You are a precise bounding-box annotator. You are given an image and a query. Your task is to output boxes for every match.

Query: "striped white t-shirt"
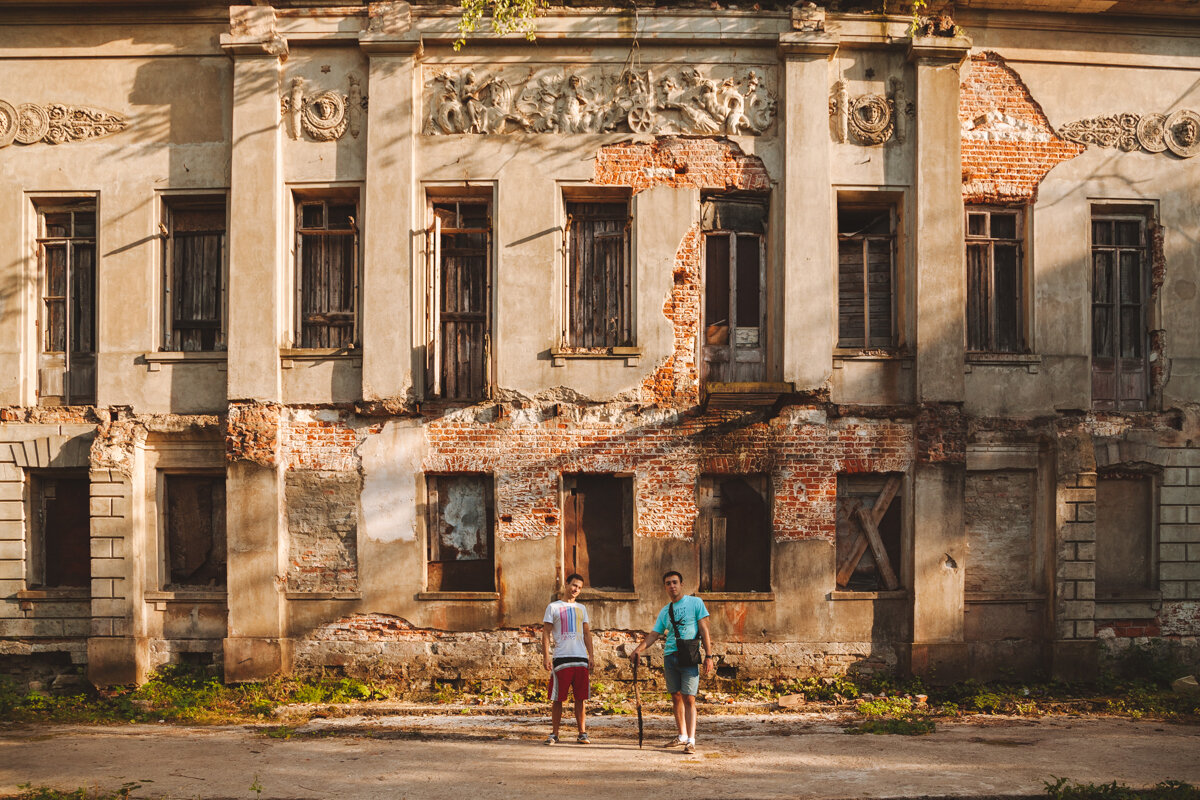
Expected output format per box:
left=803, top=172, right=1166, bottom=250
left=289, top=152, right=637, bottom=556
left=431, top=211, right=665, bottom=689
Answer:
left=543, top=600, right=589, bottom=668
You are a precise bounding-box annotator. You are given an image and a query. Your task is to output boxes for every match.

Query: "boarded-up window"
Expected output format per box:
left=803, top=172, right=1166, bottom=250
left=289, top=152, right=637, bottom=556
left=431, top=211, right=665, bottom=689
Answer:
left=426, top=474, right=494, bottom=592
left=1092, top=213, right=1149, bottom=411
left=565, top=200, right=632, bottom=348
left=838, top=205, right=895, bottom=349
left=31, top=473, right=90, bottom=588
left=164, top=474, right=226, bottom=588
left=966, top=207, right=1024, bottom=353
left=563, top=474, right=633, bottom=591
left=964, top=470, right=1035, bottom=594
left=37, top=203, right=96, bottom=405
left=702, top=197, right=767, bottom=383
left=697, top=475, right=771, bottom=593
left=163, top=200, right=226, bottom=352
left=426, top=199, right=491, bottom=399
left=1096, top=474, right=1155, bottom=598
left=835, top=474, right=903, bottom=591
left=297, top=197, right=358, bottom=348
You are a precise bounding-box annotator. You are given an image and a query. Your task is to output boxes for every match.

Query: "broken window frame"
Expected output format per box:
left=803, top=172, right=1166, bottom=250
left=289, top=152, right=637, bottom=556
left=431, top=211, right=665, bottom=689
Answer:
left=965, top=206, right=1026, bottom=354
left=697, top=474, right=772, bottom=594
left=161, top=195, right=228, bottom=353
left=701, top=195, right=769, bottom=384
left=35, top=200, right=97, bottom=405
left=561, top=473, right=635, bottom=592
left=424, top=473, right=496, bottom=593
left=837, top=203, right=898, bottom=350
left=835, top=473, right=905, bottom=593
left=562, top=194, right=634, bottom=350
left=1090, top=209, right=1152, bottom=412
left=294, top=193, right=360, bottom=350
left=424, top=194, right=493, bottom=401
left=159, top=471, right=227, bottom=590
left=27, top=470, right=91, bottom=591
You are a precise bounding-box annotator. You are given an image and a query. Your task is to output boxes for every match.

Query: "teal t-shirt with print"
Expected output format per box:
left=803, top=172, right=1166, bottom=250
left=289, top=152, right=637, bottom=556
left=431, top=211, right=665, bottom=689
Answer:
left=652, top=595, right=710, bottom=655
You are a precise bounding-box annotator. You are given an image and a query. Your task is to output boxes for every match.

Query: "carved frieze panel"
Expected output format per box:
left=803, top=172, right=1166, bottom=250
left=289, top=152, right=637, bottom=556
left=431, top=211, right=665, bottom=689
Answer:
left=1060, top=109, right=1200, bottom=158
left=422, top=65, right=776, bottom=136
left=282, top=76, right=366, bottom=142
left=0, top=99, right=128, bottom=147
left=830, top=78, right=909, bottom=146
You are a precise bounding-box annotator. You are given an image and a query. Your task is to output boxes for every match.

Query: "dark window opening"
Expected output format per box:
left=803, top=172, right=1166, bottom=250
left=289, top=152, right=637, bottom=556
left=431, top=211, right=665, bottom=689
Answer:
left=164, top=474, right=227, bottom=588
left=965, top=206, right=1024, bottom=353
left=1095, top=474, right=1155, bottom=599
left=1092, top=213, right=1150, bottom=411
left=426, top=474, right=494, bottom=592
left=697, top=475, right=771, bottom=593
left=297, top=197, right=359, bottom=349
left=838, top=204, right=896, bottom=349
left=836, top=474, right=903, bottom=591
left=565, top=200, right=632, bottom=348
left=563, top=474, right=633, bottom=591
left=31, top=473, right=90, bottom=589
left=427, top=199, right=491, bottom=400
left=37, top=203, right=96, bottom=405
left=164, top=199, right=226, bottom=352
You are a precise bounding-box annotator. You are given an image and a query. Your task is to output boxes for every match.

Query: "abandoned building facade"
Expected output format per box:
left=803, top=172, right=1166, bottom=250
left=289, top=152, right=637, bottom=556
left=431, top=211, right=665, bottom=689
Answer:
left=2, top=0, right=1199, bottom=688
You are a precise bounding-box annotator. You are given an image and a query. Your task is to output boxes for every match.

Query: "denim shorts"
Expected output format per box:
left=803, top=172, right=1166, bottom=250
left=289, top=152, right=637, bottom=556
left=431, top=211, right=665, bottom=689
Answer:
left=663, top=651, right=700, bottom=696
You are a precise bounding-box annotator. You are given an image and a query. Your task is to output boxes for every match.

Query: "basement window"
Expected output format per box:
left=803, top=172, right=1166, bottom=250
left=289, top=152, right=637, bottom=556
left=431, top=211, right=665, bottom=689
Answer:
left=697, top=474, right=771, bottom=593
left=835, top=473, right=903, bottom=592
left=563, top=474, right=633, bottom=591
left=966, top=206, right=1025, bottom=353
left=295, top=194, right=359, bottom=349
left=163, top=474, right=227, bottom=588
left=425, top=474, right=495, bottom=592
left=1095, top=473, right=1155, bottom=599
left=29, top=472, right=90, bottom=589
left=563, top=197, right=633, bottom=349
left=162, top=197, right=226, bottom=352
left=838, top=204, right=896, bottom=349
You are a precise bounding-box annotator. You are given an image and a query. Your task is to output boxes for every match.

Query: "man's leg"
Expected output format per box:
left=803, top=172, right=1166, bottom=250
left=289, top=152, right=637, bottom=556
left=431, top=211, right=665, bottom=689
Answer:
left=574, top=696, right=586, bottom=733
left=671, top=691, right=687, bottom=738
left=683, top=693, right=697, bottom=740
left=551, top=700, right=563, bottom=736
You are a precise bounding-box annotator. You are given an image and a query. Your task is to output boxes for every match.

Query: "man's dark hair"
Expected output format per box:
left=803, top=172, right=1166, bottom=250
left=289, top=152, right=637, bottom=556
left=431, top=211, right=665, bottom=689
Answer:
left=565, top=573, right=585, bottom=586
left=662, top=570, right=683, bottom=583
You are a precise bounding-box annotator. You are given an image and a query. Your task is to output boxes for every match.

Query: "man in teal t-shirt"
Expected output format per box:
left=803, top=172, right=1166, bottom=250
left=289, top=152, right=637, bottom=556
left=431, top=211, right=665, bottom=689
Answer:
left=629, top=570, right=714, bottom=754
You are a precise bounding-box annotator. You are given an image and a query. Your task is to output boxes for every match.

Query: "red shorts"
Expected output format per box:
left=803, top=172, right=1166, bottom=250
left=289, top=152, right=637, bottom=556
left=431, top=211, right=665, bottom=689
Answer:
left=549, top=666, right=590, bottom=702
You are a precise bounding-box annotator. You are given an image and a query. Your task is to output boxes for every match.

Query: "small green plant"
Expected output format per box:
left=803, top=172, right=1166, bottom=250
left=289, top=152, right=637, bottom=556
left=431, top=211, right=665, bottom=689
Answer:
left=857, top=695, right=916, bottom=717
left=1045, top=778, right=1199, bottom=800
left=249, top=775, right=264, bottom=798
left=454, top=0, right=549, bottom=51
left=846, top=717, right=935, bottom=736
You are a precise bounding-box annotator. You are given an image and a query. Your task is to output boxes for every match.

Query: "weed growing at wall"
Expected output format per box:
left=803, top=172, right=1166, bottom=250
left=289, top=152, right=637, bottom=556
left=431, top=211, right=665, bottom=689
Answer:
left=1044, top=779, right=1199, bottom=800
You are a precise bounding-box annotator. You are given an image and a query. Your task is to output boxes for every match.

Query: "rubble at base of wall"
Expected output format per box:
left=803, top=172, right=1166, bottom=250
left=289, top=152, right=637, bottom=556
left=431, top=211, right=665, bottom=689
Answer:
left=1097, top=631, right=1200, bottom=674
left=293, top=615, right=897, bottom=683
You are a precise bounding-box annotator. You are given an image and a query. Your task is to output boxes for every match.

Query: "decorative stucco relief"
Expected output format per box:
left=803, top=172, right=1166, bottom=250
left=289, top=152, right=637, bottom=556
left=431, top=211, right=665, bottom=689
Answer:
left=1060, top=109, right=1200, bottom=158
left=422, top=66, right=776, bottom=136
left=282, top=76, right=366, bottom=142
left=830, top=78, right=909, bottom=146
left=0, top=99, right=128, bottom=147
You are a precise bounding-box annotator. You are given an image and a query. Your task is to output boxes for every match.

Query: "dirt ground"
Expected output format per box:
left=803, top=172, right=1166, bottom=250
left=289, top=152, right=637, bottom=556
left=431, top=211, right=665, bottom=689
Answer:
left=2, top=712, right=1199, bottom=800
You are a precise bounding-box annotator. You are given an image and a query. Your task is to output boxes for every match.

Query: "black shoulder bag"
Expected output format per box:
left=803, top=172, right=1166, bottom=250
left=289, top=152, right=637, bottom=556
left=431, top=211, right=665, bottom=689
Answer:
left=667, top=599, right=703, bottom=667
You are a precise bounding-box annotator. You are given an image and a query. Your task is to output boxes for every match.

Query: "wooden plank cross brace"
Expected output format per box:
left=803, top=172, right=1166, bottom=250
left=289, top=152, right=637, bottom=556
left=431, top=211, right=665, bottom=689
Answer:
left=835, top=476, right=901, bottom=591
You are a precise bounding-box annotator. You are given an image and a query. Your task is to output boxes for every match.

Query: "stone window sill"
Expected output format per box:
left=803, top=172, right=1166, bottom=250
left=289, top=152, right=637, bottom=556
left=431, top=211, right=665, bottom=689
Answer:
left=145, top=589, right=227, bottom=611
left=281, top=348, right=363, bottom=368
left=1095, top=594, right=1162, bottom=620
left=965, top=353, right=1041, bottom=374
left=142, top=352, right=228, bottom=372
left=828, top=590, right=908, bottom=601
left=579, top=590, right=639, bottom=601
left=17, top=588, right=89, bottom=601
left=832, top=350, right=913, bottom=366
left=697, top=592, right=775, bottom=602
left=417, top=591, right=499, bottom=601
left=965, top=592, right=1046, bottom=604
left=551, top=346, right=641, bottom=367
left=284, top=591, right=363, bottom=601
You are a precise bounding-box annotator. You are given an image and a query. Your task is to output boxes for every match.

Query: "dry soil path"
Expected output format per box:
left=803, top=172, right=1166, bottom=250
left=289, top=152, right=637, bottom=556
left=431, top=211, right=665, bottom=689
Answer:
left=2, top=713, right=1199, bottom=799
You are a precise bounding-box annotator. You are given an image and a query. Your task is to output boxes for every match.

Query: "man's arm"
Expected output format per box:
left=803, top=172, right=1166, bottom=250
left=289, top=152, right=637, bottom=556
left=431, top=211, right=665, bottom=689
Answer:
left=698, top=616, right=715, bottom=677
left=628, top=630, right=660, bottom=664
left=542, top=622, right=553, bottom=671
left=583, top=622, right=594, bottom=664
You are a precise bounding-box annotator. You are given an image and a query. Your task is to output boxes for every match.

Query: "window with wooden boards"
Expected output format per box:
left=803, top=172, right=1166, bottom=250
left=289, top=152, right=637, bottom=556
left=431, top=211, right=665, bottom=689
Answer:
left=36, top=202, right=96, bottom=405
left=29, top=472, right=91, bottom=589
left=162, top=199, right=226, bottom=352
left=965, top=207, right=1025, bottom=353
left=697, top=475, right=771, bottom=593
left=562, top=474, right=633, bottom=591
left=563, top=200, right=632, bottom=349
left=1091, top=212, right=1151, bottom=411
left=296, top=197, right=358, bottom=348
left=835, top=474, right=903, bottom=592
left=837, top=205, right=896, bottom=349
left=163, top=474, right=227, bottom=588
left=425, top=199, right=491, bottom=400
left=425, top=474, right=495, bottom=592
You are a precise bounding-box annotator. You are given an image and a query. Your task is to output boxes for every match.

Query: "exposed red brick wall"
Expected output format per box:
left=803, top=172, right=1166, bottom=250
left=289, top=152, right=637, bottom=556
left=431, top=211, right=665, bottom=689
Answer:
left=641, top=223, right=701, bottom=407
left=917, top=402, right=967, bottom=465
left=1097, top=619, right=1162, bottom=638
left=593, top=136, right=770, bottom=193
left=280, top=410, right=380, bottom=471
left=422, top=406, right=912, bottom=543
left=960, top=52, right=1084, bottom=204
left=226, top=401, right=280, bottom=467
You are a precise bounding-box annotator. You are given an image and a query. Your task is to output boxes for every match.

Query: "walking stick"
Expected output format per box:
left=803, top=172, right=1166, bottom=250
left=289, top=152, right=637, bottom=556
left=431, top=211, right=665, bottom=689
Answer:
left=633, top=657, right=644, bottom=748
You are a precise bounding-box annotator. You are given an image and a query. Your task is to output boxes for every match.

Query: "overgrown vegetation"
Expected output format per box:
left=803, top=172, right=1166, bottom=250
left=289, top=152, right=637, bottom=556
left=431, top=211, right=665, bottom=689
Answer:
left=1044, top=778, right=1200, bottom=800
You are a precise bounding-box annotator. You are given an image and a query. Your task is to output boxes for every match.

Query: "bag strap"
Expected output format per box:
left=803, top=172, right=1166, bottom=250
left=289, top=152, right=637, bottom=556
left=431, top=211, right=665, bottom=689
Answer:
left=667, top=598, right=686, bottom=640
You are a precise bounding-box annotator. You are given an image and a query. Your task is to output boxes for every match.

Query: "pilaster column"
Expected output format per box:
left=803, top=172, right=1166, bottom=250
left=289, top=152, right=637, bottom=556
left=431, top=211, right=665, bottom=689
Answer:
left=907, top=36, right=972, bottom=682
left=359, top=7, right=421, bottom=401
left=779, top=31, right=838, bottom=389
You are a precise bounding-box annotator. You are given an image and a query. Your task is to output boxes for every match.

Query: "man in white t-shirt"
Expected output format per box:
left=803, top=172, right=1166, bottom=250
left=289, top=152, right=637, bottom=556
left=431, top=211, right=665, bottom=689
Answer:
left=542, top=573, right=593, bottom=745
